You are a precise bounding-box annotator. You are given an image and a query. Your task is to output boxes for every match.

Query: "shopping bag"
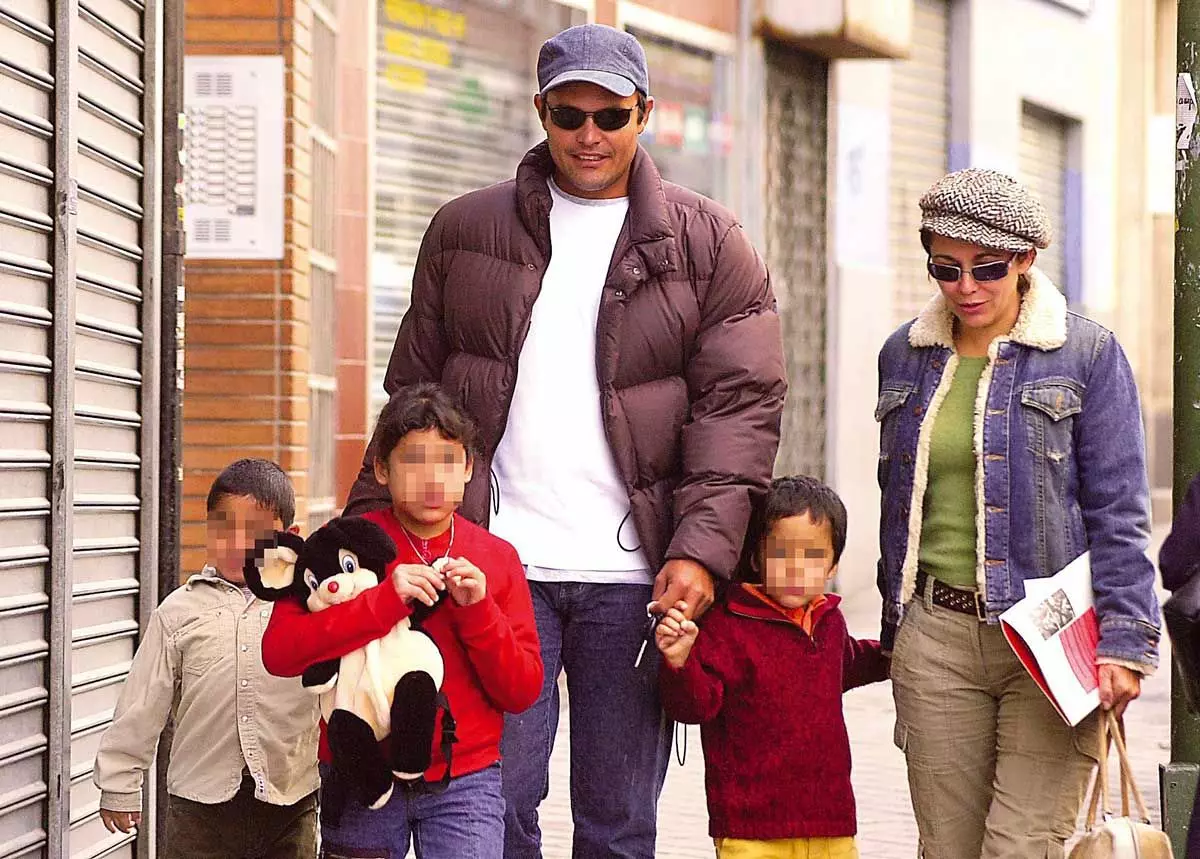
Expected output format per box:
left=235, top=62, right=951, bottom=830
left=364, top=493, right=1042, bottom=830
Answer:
left=1068, top=709, right=1173, bottom=858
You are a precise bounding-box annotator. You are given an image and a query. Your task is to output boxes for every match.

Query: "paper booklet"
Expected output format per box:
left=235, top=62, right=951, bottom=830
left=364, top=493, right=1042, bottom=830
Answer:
left=999, top=552, right=1100, bottom=726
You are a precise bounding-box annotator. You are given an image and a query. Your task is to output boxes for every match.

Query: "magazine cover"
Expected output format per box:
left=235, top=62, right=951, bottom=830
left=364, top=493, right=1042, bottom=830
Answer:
left=998, top=553, right=1100, bottom=726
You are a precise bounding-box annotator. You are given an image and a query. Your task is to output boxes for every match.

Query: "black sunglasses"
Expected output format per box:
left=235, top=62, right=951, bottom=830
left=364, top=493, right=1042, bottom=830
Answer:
left=926, top=254, right=1016, bottom=284
left=547, top=105, right=635, bottom=132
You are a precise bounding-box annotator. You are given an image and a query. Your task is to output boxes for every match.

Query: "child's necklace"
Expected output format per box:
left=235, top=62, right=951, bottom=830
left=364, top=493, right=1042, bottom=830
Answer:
left=399, top=516, right=455, bottom=571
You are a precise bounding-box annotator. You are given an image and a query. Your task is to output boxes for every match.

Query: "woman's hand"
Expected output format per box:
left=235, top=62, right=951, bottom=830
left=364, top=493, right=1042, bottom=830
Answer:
left=1098, top=663, right=1142, bottom=718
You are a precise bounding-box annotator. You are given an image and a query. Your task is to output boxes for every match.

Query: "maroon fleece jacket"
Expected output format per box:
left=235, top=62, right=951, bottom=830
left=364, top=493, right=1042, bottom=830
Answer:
left=658, top=585, right=888, bottom=840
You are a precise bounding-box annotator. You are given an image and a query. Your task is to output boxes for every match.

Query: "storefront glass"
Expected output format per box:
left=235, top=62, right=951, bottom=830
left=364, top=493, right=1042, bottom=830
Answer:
left=629, top=26, right=734, bottom=205
left=372, top=0, right=587, bottom=410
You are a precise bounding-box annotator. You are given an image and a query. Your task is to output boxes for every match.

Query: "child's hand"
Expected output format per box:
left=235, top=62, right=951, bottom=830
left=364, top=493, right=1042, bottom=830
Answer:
left=100, top=809, right=141, bottom=834
left=392, top=563, right=446, bottom=607
left=655, top=600, right=698, bottom=670
left=442, top=557, right=487, bottom=607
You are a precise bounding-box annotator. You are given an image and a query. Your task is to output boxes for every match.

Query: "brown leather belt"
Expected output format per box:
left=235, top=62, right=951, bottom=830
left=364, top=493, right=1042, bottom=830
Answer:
left=916, top=569, right=987, bottom=621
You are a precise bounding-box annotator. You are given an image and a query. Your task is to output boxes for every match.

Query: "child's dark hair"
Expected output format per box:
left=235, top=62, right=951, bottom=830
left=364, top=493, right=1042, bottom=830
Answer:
left=374, top=383, right=478, bottom=463
left=206, top=458, right=296, bottom=527
left=738, top=475, right=848, bottom=580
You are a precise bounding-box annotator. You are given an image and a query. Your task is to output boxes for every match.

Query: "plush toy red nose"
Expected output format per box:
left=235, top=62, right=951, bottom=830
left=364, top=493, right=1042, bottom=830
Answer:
left=327, top=581, right=339, bottom=594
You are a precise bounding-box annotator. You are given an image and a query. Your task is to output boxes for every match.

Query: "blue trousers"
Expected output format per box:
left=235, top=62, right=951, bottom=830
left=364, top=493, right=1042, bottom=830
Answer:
left=500, top=581, right=674, bottom=859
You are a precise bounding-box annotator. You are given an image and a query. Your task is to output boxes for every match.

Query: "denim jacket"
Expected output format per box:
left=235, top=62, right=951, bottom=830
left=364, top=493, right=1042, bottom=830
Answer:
left=875, top=270, right=1160, bottom=671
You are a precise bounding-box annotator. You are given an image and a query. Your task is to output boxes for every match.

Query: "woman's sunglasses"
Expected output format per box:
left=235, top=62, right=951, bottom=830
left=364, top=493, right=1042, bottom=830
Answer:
left=547, top=105, right=635, bottom=132
left=926, top=254, right=1016, bottom=284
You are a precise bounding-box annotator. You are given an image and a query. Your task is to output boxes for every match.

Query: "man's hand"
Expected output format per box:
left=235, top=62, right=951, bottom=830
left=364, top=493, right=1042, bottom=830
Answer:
left=100, top=809, right=141, bottom=835
left=655, top=600, right=699, bottom=670
left=443, top=557, right=486, bottom=607
left=1099, top=663, right=1142, bottom=718
left=392, top=563, right=446, bottom=607
left=649, top=558, right=715, bottom=620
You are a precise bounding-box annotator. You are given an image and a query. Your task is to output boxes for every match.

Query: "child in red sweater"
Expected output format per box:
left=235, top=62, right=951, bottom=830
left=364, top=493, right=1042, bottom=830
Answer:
left=261, top=383, right=542, bottom=859
left=656, top=475, right=888, bottom=859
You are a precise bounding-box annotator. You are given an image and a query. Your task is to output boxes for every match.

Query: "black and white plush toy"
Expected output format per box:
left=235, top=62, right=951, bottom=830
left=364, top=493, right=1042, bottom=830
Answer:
left=244, top=516, right=456, bottom=817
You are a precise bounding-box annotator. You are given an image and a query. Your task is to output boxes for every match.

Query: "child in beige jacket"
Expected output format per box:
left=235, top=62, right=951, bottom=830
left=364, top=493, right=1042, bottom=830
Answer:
left=93, top=459, right=320, bottom=859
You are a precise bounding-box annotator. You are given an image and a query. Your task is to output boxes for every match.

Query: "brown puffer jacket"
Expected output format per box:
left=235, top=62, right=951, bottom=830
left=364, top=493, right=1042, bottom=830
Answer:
left=345, top=141, right=786, bottom=579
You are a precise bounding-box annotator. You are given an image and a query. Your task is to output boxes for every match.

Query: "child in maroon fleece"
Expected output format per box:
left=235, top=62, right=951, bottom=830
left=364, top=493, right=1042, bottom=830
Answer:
left=656, top=475, right=888, bottom=859
left=262, top=383, right=542, bottom=859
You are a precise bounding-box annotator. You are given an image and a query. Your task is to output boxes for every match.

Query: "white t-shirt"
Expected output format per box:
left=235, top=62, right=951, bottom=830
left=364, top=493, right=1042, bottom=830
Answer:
left=488, top=179, right=652, bottom=583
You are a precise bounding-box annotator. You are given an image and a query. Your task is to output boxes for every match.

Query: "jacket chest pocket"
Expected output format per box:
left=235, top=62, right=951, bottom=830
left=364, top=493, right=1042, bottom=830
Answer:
left=875, top=385, right=914, bottom=467
left=176, top=608, right=236, bottom=677
left=1020, top=381, right=1082, bottom=464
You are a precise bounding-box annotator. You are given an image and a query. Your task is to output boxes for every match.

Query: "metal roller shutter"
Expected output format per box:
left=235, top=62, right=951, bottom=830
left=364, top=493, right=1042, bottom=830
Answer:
left=889, top=0, right=949, bottom=324
left=1019, top=103, right=1069, bottom=291
left=764, top=44, right=828, bottom=480
left=0, top=0, right=162, bottom=856
left=371, top=0, right=584, bottom=414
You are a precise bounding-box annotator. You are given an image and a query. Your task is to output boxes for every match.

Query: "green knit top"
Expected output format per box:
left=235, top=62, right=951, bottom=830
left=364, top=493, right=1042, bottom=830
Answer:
left=919, top=357, right=988, bottom=591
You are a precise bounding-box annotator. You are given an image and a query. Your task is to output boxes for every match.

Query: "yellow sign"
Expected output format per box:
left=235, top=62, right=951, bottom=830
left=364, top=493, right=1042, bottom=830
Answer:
left=384, top=0, right=467, bottom=40
left=384, top=29, right=453, bottom=67
left=385, top=63, right=428, bottom=91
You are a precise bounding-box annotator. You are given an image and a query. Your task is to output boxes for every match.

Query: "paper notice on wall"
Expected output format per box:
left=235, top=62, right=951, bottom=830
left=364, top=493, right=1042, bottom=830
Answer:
left=834, top=104, right=888, bottom=269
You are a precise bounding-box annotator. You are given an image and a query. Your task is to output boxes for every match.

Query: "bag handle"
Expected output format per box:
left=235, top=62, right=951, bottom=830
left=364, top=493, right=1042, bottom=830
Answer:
left=1084, top=709, right=1151, bottom=827
left=1084, top=711, right=1109, bottom=828
left=1106, top=709, right=1151, bottom=823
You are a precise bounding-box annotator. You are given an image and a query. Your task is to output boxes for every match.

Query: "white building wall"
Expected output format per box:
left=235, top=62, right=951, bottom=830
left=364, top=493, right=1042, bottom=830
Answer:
left=824, top=0, right=1161, bottom=596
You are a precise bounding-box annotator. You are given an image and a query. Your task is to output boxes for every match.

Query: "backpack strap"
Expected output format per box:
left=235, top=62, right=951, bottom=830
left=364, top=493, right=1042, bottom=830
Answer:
left=420, top=692, right=458, bottom=796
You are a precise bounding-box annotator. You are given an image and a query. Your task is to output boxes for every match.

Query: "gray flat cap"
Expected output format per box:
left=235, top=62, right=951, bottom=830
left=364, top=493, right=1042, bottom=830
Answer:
left=919, top=168, right=1053, bottom=252
left=538, top=24, right=649, bottom=98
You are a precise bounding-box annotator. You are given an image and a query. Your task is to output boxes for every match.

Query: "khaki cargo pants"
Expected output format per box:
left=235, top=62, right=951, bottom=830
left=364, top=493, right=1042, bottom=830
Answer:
left=891, top=592, right=1100, bottom=859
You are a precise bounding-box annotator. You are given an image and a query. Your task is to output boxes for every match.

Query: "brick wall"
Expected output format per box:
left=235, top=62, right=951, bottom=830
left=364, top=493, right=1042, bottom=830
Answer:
left=181, top=0, right=314, bottom=574
left=334, top=0, right=371, bottom=503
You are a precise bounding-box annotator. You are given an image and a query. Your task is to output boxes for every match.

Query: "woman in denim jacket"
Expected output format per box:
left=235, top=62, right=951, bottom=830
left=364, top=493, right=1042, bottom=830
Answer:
left=876, top=168, right=1160, bottom=858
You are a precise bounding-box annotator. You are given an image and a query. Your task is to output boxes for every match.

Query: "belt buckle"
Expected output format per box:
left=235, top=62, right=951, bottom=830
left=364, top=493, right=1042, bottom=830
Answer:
left=974, top=592, right=988, bottom=622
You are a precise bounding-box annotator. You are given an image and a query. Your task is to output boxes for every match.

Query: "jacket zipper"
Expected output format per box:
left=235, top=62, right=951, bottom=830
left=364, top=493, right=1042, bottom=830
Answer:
left=488, top=240, right=550, bottom=526
left=595, top=222, right=638, bottom=494
left=725, top=603, right=827, bottom=648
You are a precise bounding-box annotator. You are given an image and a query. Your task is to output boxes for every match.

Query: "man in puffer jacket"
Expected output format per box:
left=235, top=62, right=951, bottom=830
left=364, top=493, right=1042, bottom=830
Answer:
left=345, top=23, right=787, bottom=859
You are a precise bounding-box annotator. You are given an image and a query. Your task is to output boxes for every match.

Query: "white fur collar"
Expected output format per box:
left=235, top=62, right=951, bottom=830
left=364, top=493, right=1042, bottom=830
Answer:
left=907, top=267, right=1068, bottom=352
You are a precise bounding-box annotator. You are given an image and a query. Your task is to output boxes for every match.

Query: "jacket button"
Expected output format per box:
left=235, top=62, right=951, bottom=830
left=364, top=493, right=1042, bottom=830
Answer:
left=614, top=290, right=625, bottom=299
left=913, top=406, right=923, bottom=416
left=632, top=266, right=641, bottom=276
left=527, top=263, right=536, bottom=271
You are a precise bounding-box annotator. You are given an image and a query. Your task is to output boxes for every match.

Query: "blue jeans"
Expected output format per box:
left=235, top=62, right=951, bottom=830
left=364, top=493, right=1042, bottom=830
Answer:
left=501, top=581, right=673, bottom=859
left=319, top=763, right=504, bottom=859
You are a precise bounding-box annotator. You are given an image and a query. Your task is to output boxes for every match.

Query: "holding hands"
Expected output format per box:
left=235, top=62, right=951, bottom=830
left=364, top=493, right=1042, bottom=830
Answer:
left=655, top=599, right=699, bottom=670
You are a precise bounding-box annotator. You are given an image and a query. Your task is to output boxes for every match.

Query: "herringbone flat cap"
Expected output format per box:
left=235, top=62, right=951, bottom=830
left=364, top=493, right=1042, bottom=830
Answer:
left=919, top=168, right=1052, bottom=252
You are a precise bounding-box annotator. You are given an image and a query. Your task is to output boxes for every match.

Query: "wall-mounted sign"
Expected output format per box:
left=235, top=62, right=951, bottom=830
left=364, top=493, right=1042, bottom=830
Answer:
left=183, top=55, right=285, bottom=260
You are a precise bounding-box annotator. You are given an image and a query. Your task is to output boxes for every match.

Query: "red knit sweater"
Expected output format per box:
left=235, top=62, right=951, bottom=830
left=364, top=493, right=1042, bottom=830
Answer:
left=659, top=586, right=888, bottom=840
left=262, top=511, right=543, bottom=781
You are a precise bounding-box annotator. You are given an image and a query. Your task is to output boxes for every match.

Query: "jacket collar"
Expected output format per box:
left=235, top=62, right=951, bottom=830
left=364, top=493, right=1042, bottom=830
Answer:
left=514, top=141, right=679, bottom=282
left=725, top=583, right=841, bottom=629
left=908, top=267, right=1068, bottom=352
left=186, top=566, right=247, bottom=594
